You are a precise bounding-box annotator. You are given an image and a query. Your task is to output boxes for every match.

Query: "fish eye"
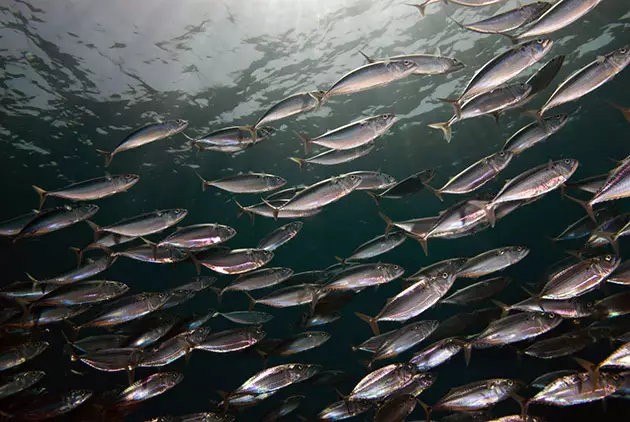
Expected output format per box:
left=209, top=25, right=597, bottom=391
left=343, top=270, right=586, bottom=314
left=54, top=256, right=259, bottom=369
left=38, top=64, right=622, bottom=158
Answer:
left=620, top=48, right=627, bottom=54
left=507, top=380, right=513, bottom=386
left=548, top=313, right=556, bottom=319
left=377, top=265, right=383, bottom=270
left=536, top=39, right=544, bottom=44
left=517, top=246, right=524, bottom=251
left=403, top=60, right=412, bottom=66
left=564, top=159, right=571, bottom=164
left=587, top=302, right=594, bottom=308
left=605, top=255, right=612, bottom=261
left=555, top=114, right=563, bottom=119
left=442, top=272, right=449, bottom=278
left=498, top=151, right=505, bottom=157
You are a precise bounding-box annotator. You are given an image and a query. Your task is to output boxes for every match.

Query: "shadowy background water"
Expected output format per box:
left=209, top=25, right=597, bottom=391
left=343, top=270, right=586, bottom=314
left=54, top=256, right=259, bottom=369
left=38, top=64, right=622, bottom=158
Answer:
left=1, top=0, right=630, bottom=420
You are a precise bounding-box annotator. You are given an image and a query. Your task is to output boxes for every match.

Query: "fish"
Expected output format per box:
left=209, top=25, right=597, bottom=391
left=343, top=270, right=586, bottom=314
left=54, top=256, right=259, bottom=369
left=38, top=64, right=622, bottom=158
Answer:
left=263, top=174, right=362, bottom=218
left=363, top=320, right=438, bottom=367
left=511, top=0, right=604, bottom=42
left=442, top=276, right=512, bottom=306
left=259, top=331, right=331, bottom=357
left=257, top=222, right=303, bottom=251
left=503, top=114, right=569, bottom=155
left=113, top=245, right=190, bottom=264
left=261, top=395, right=305, bottom=422
left=352, top=329, right=402, bottom=354
left=32, top=174, right=139, bottom=209
left=374, top=394, right=418, bottom=422
left=31, top=280, right=129, bottom=307
left=79, top=347, right=144, bottom=374
left=0, top=371, right=45, bottom=400
left=317, top=399, right=372, bottom=420
left=141, top=327, right=211, bottom=366
left=367, top=169, right=436, bottom=203
left=428, top=151, right=513, bottom=200
left=511, top=55, right=566, bottom=109
left=72, top=232, right=137, bottom=263
left=197, top=172, right=286, bottom=194
left=356, top=270, right=457, bottom=335
left=546, top=207, right=613, bottom=242
left=405, top=257, right=468, bottom=282
left=300, top=310, right=342, bottom=328
left=610, top=102, right=630, bottom=122
left=428, top=82, right=533, bottom=142
left=13, top=204, right=99, bottom=241
left=0, top=210, right=39, bottom=237
left=503, top=297, right=594, bottom=318
left=565, top=173, right=607, bottom=194
left=441, top=39, right=553, bottom=110
left=289, top=142, right=375, bottom=168
left=457, top=246, right=529, bottom=278
left=229, top=363, right=320, bottom=397
left=472, top=159, right=579, bottom=226
left=599, top=341, right=630, bottom=369
left=24, top=255, right=115, bottom=289
left=530, top=370, right=580, bottom=389
left=147, top=413, right=235, bottom=422
left=235, top=199, right=323, bottom=221
left=67, top=334, right=129, bottom=354
left=321, top=263, right=404, bottom=296
left=407, top=0, right=505, bottom=17
left=79, top=291, right=172, bottom=328
left=17, top=389, right=93, bottom=420
left=255, top=90, right=325, bottom=128
left=323, top=60, right=418, bottom=98
left=246, top=284, right=320, bottom=309
left=536, top=46, right=630, bottom=116
left=216, top=267, right=294, bottom=301
left=344, top=171, right=396, bottom=191
left=90, top=208, right=188, bottom=237
left=3, top=306, right=89, bottom=328
left=335, top=231, right=406, bottom=263
left=218, top=311, right=274, bottom=325
left=346, top=362, right=418, bottom=401
left=451, top=2, right=552, bottom=34
left=540, top=254, right=619, bottom=299
left=594, top=291, right=630, bottom=318
left=97, top=119, right=188, bottom=167
left=524, top=330, right=598, bottom=359
left=393, top=371, right=438, bottom=397
left=358, top=51, right=465, bottom=75
left=196, top=248, right=273, bottom=274
left=410, top=337, right=464, bottom=371
left=608, top=260, right=630, bottom=285
left=193, top=126, right=274, bottom=152
left=379, top=213, right=439, bottom=237
left=115, top=372, right=183, bottom=406
left=0, top=341, right=48, bottom=372
left=155, top=223, right=236, bottom=250
left=197, top=326, right=266, bottom=353
left=432, top=378, right=522, bottom=413
left=294, top=114, right=397, bottom=152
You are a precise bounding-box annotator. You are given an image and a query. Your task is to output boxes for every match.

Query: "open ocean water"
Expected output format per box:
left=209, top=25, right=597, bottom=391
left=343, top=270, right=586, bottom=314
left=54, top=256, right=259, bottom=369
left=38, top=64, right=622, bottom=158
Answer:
left=1, top=0, right=630, bottom=421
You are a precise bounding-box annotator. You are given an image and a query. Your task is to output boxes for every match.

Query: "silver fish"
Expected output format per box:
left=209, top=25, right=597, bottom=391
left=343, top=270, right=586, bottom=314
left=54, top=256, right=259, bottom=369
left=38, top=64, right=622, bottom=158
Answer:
left=600, top=341, right=630, bottom=369
left=505, top=297, right=594, bottom=318
left=14, top=204, right=99, bottom=241
left=433, top=379, right=521, bottom=412
left=79, top=347, right=143, bottom=373
left=33, top=280, right=129, bottom=306
left=458, top=246, right=529, bottom=278
left=540, top=254, right=619, bottom=299
left=257, top=222, right=303, bottom=251
left=393, top=371, right=438, bottom=397
left=429, top=82, right=533, bottom=142
left=230, top=363, right=320, bottom=397
left=368, top=169, right=436, bottom=202
left=0, top=210, right=40, bottom=237
left=0, top=341, right=48, bottom=372
left=407, top=0, right=505, bottom=17
left=294, top=114, right=397, bottom=152
left=374, top=394, right=417, bottom=422
left=235, top=199, right=323, bottom=220
left=261, top=395, right=305, bottom=422
left=32, top=174, right=139, bottom=209
left=3, top=306, right=89, bottom=328
left=217, top=267, right=294, bottom=299
left=365, top=320, right=438, bottom=367
left=513, top=0, right=604, bottom=42
left=289, top=142, right=375, bottom=168
left=503, top=114, right=569, bottom=155
left=452, top=2, right=552, bottom=34
left=193, top=126, right=273, bottom=152
left=197, top=172, right=286, bottom=194
left=25, top=255, right=115, bottom=286
left=321, top=263, right=404, bottom=293
left=470, top=312, right=561, bottom=352
left=336, top=231, right=407, bottom=263
left=323, top=60, right=418, bottom=98
left=97, top=119, right=188, bottom=167
left=141, top=327, right=210, bottom=366
left=359, top=51, right=465, bottom=75
left=69, top=334, right=129, bottom=354
left=147, top=413, right=235, bottom=422
left=430, top=151, right=513, bottom=199
left=347, top=362, right=417, bottom=401
left=0, top=370, right=45, bottom=400
left=197, top=326, right=266, bottom=353
left=410, top=337, right=463, bottom=371
left=255, top=91, right=325, bottom=128
left=156, top=224, right=236, bottom=250
left=113, top=245, right=190, bottom=264
left=317, top=399, right=372, bottom=420
left=80, top=291, right=171, bottom=328
left=115, top=372, right=183, bottom=406
left=524, top=330, right=597, bottom=359
left=261, top=331, right=331, bottom=356
left=18, top=389, right=93, bottom=420
left=247, top=283, right=320, bottom=309
left=196, top=248, right=273, bottom=274
left=218, top=311, right=274, bottom=325
left=609, top=260, right=630, bottom=285
left=344, top=171, right=396, bottom=191
left=92, top=208, right=187, bottom=237
left=538, top=46, right=630, bottom=116
left=442, top=276, right=512, bottom=306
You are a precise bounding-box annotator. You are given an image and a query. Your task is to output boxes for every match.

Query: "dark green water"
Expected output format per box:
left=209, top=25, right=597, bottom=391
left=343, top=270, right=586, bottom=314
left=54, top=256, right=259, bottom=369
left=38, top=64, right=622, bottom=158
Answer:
left=2, top=0, right=630, bottom=421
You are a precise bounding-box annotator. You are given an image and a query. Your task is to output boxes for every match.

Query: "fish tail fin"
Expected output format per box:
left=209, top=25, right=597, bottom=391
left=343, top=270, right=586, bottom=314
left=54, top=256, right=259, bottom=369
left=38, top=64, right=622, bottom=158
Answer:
left=191, top=141, right=202, bottom=152
left=26, top=272, right=40, bottom=286
left=234, top=199, right=254, bottom=224
left=96, top=149, right=113, bottom=168
left=574, top=357, right=600, bottom=380
left=334, top=256, right=347, bottom=266
left=243, top=291, right=257, bottom=311
left=365, top=191, right=381, bottom=206
left=428, top=120, right=453, bottom=143
left=378, top=211, right=394, bottom=233
left=469, top=199, right=496, bottom=227
left=358, top=50, right=375, bottom=63
left=543, top=235, right=558, bottom=248
left=209, top=287, right=223, bottom=305
left=32, top=185, right=48, bottom=210
left=354, top=312, right=380, bottom=336
left=563, top=193, right=595, bottom=222
left=522, top=108, right=543, bottom=122
left=413, top=235, right=429, bottom=256
left=84, top=220, right=101, bottom=241
left=406, top=2, right=428, bottom=16
left=351, top=345, right=359, bottom=352
left=424, top=184, right=444, bottom=202
left=293, top=130, right=312, bottom=154
left=194, top=171, right=209, bottom=192
left=499, top=32, right=520, bottom=45
left=609, top=101, right=630, bottom=122
left=506, top=392, right=528, bottom=421
left=68, top=247, right=84, bottom=266
left=185, top=252, right=201, bottom=275
left=260, top=197, right=280, bottom=221
left=463, top=342, right=472, bottom=367
left=491, top=299, right=510, bottom=318
left=288, top=157, right=306, bottom=169
left=437, top=98, right=462, bottom=119
left=417, top=401, right=432, bottom=422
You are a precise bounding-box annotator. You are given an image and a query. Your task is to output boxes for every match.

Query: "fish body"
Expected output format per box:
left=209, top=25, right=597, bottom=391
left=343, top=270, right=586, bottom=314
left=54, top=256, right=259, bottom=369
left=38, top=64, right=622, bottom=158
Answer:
left=15, top=204, right=99, bottom=240
left=324, top=60, right=418, bottom=98
left=435, top=151, right=513, bottom=197
left=442, top=276, right=512, bottom=306
left=81, top=292, right=171, bottom=328
left=158, top=224, right=236, bottom=250
left=0, top=210, right=39, bottom=237
left=3, top=306, right=88, bottom=328
left=199, top=173, right=286, bottom=194
left=507, top=297, right=593, bottom=318
left=0, top=341, right=49, bottom=372
left=231, top=363, right=320, bottom=396
left=503, top=114, right=568, bottom=154
left=193, top=126, right=273, bottom=152
left=70, top=334, right=129, bottom=354
left=96, top=208, right=188, bottom=237
left=524, top=330, right=596, bottom=359
left=459, top=2, right=552, bottom=34
left=339, top=231, right=406, bottom=262
left=141, top=327, right=211, bottom=366
left=27, top=255, right=114, bottom=286
left=220, top=267, right=294, bottom=297
left=257, top=222, right=303, bottom=251
left=360, top=52, right=465, bottom=75
left=529, top=372, right=623, bottom=407
left=583, top=153, right=630, bottom=212
left=472, top=312, right=561, bottom=348
left=261, top=395, right=305, bottom=422
left=515, top=0, right=604, bottom=41
left=0, top=371, right=45, bottom=399
left=317, top=399, right=372, bottom=420
left=270, top=174, right=362, bottom=212
left=114, top=245, right=189, bottom=264
left=116, top=372, right=183, bottom=406
left=435, top=378, right=521, bottom=411
left=197, top=326, right=266, bottom=353
left=219, top=311, right=274, bottom=325
left=541, top=254, right=619, bottom=299
left=323, top=263, right=404, bottom=292
left=18, top=389, right=93, bottom=420
left=344, top=171, right=396, bottom=190
left=236, top=200, right=323, bottom=220
left=255, top=91, right=325, bottom=128
left=262, top=331, right=330, bottom=356
left=372, top=169, right=436, bottom=200
left=197, top=248, right=273, bottom=274
left=410, top=337, right=463, bottom=371
left=33, top=280, right=129, bottom=306
left=458, top=246, right=529, bottom=278
left=251, top=284, right=320, bottom=308
left=374, top=394, right=417, bottom=422
left=290, top=142, right=375, bottom=168
left=348, top=362, right=417, bottom=401
left=369, top=320, right=439, bottom=364
left=79, top=347, right=143, bottom=372
left=97, top=120, right=188, bottom=166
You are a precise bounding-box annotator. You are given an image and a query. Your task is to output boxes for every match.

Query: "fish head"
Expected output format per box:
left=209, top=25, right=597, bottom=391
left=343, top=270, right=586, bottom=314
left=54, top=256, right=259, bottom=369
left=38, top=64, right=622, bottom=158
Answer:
left=489, top=150, right=514, bottom=171
left=574, top=299, right=596, bottom=318
left=553, top=158, right=579, bottom=178
left=170, top=119, right=189, bottom=134
left=248, top=325, right=267, bottom=342
left=217, top=224, right=237, bottom=241
left=489, top=379, right=523, bottom=395
left=523, top=38, right=553, bottom=60
left=608, top=46, right=630, bottom=72
left=539, top=312, right=561, bottom=328
left=501, top=245, right=530, bottom=264
left=77, top=204, right=100, bottom=218
left=105, top=281, right=130, bottom=296
left=266, top=175, right=287, bottom=190
left=289, top=364, right=322, bottom=382
left=166, top=208, right=188, bottom=224
left=372, top=113, right=398, bottom=132
left=515, top=82, right=533, bottom=100
left=337, top=174, right=363, bottom=192
left=444, top=57, right=466, bottom=73
left=379, top=172, right=397, bottom=186
left=65, top=389, right=93, bottom=406
left=189, top=276, right=217, bottom=290
left=148, top=291, right=174, bottom=310
left=389, top=59, right=420, bottom=76
left=544, top=114, right=569, bottom=133
left=602, top=372, right=626, bottom=390
left=593, top=254, right=620, bottom=274
left=253, top=249, right=274, bottom=265
left=277, top=267, right=295, bottom=279
left=418, top=169, right=437, bottom=183
left=310, top=90, right=327, bottom=102
left=162, top=371, right=185, bottom=387
left=380, top=263, right=405, bottom=280
left=186, top=326, right=211, bottom=345
left=286, top=221, right=304, bottom=234
left=120, top=173, right=141, bottom=187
